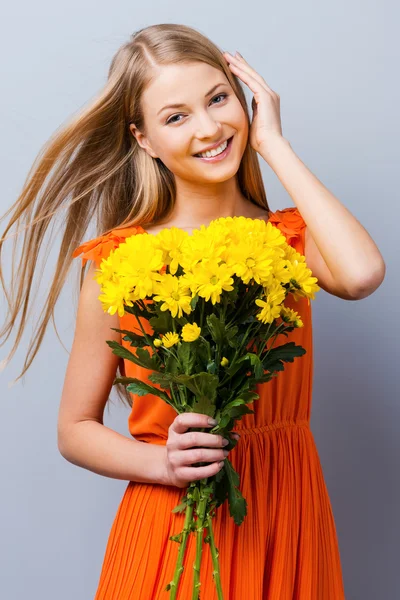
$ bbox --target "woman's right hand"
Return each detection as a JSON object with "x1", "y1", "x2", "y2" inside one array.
[{"x1": 164, "y1": 413, "x2": 240, "y2": 489}]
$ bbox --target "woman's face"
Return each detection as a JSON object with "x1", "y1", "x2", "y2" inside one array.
[{"x1": 130, "y1": 61, "x2": 249, "y2": 184}]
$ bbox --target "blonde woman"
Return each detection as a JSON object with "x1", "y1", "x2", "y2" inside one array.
[{"x1": 0, "y1": 23, "x2": 385, "y2": 599}]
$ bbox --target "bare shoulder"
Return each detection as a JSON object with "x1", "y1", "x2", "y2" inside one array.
[{"x1": 57, "y1": 261, "x2": 121, "y2": 446}]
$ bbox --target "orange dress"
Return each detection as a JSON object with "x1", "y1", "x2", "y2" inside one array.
[{"x1": 72, "y1": 207, "x2": 346, "y2": 599}]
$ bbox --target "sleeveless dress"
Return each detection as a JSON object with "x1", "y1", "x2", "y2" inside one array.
[{"x1": 72, "y1": 207, "x2": 346, "y2": 599}]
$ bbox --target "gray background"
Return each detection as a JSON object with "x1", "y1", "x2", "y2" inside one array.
[{"x1": 1, "y1": 2, "x2": 398, "y2": 598}]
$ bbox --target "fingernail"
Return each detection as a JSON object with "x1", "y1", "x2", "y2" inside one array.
[
  {"x1": 235, "y1": 51, "x2": 243, "y2": 58},
  {"x1": 223, "y1": 449, "x2": 229, "y2": 457},
  {"x1": 208, "y1": 418, "x2": 218, "y2": 426},
  {"x1": 222, "y1": 438, "x2": 230, "y2": 446}
]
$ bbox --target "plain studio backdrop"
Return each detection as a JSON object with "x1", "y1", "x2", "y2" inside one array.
[{"x1": 0, "y1": 2, "x2": 398, "y2": 599}]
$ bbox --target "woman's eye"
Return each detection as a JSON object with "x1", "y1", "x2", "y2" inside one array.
[{"x1": 165, "y1": 93, "x2": 228, "y2": 125}]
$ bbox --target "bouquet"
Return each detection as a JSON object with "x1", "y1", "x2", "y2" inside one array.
[{"x1": 93, "y1": 215, "x2": 320, "y2": 600}]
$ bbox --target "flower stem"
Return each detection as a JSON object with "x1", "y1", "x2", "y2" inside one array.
[
  {"x1": 168, "y1": 489, "x2": 195, "y2": 599},
  {"x1": 192, "y1": 481, "x2": 209, "y2": 600},
  {"x1": 206, "y1": 509, "x2": 224, "y2": 600}
]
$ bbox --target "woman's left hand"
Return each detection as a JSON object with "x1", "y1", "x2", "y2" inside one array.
[{"x1": 223, "y1": 51, "x2": 285, "y2": 156}]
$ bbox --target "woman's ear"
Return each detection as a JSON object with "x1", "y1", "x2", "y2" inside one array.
[{"x1": 129, "y1": 123, "x2": 159, "y2": 158}]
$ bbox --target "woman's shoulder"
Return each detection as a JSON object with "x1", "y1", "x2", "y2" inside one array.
[{"x1": 72, "y1": 225, "x2": 145, "y2": 267}]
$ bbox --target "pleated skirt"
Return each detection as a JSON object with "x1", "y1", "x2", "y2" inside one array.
[{"x1": 94, "y1": 419, "x2": 346, "y2": 599}]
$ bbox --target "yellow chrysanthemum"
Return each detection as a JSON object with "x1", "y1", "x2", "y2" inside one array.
[
  {"x1": 178, "y1": 227, "x2": 227, "y2": 273},
  {"x1": 255, "y1": 279, "x2": 287, "y2": 324},
  {"x1": 153, "y1": 273, "x2": 193, "y2": 318},
  {"x1": 181, "y1": 323, "x2": 201, "y2": 342},
  {"x1": 226, "y1": 238, "x2": 275, "y2": 285},
  {"x1": 254, "y1": 297, "x2": 282, "y2": 324},
  {"x1": 153, "y1": 338, "x2": 162, "y2": 347},
  {"x1": 161, "y1": 332, "x2": 180, "y2": 348},
  {"x1": 286, "y1": 260, "x2": 320, "y2": 300},
  {"x1": 220, "y1": 356, "x2": 229, "y2": 367},
  {"x1": 98, "y1": 278, "x2": 132, "y2": 317},
  {"x1": 150, "y1": 227, "x2": 189, "y2": 275},
  {"x1": 93, "y1": 214, "x2": 321, "y2": 321},
  {"x1": 280, "y1": 306, "x2": 304, "y2": 328},
  {"x1": 191, "y1": 258, "x2": 235, "y2": 304}
]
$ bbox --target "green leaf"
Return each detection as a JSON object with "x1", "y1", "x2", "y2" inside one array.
[
  {"x1": 171, "y1": 372, "x2": 219, "y2": 404},
  {"x1": 262, "y1": 342, "x2": 306, "y2": 372},
  {"x1": 147, "y1": 372, "x2": 172, "y2": 389},
  {"x1": 190, "y1": 294, "x2": 200, "y2": 311},
  {"x1": 105, "y1": 340, "x2": 150, "y2": 367},
  {"x1": 125, "y1": 378, "x2": 176, "y2": 409},
  {"x1": 213, "y1": 470, "x2": 229, "y2": 504},
  {"x1": 236, "y1": 352, "x2": 264, "y2": 379},
  {"x1": 228, "y1": 404, "x2": 255, "y2": 419},
  {"x1": 106, "y1": 340, "x2": 161, "y2": 371},
  {"x1": 148, "y1": 309, "x2": 173, "y2": 334},
  {"x1": 109, "y1": 328, "x2": 149, "y2": 348},
  {"x1": 165, "y1": 351, "x2": 180, "y2": 375},
  {"x1": 206, "y1": 360, "x2": 217, "y2": 375},
  {"x1": 177, "y1": 341, "x2": 196, "y2": 375},
  {"x1": 191, "y1": 395, "x2": 216, "y2": 418},
  {"x1": 136, "y1": 347, "x2": 162, "y2": 370},
  {"x1": 206, "y1": 313, "x2": 225, "y2": 346},
  {"x1": 171, "y1": 502, "x2": 187, "y2": 513},
  {"x1": 225, "y1": 325, "x2": 239, "y2": 348},
  {"x1": 224, "y1": 459, "x2": 248, "y2": 526}
]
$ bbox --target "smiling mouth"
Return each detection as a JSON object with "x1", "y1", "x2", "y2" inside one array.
[{"x1": 193, "y1": 136, "x2": 234, "y2": 158}]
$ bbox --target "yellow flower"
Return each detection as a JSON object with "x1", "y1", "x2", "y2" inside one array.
[
  {"x1": 191, "y1": 258, "x2": 235, "y2": 304},
  {"x1": 255, "y1": 297, "x2": 282, "y2": 324},
  {"x1": 280, "y1": 306, "x2": 304, "y2": 328},
  {"x1": 161, "y1": 332, "x2": 180, "y2": 348},
  {"x1": 287, "y1": 261, "x2": 320, "y2": 301},
  {"x1": 153, "y1": 274, "x2": 193, "y2": 318},
  {"x1": 255, "y1": 280, "x2": 286, "y2": 324},
  {"x1": 153, "y1": 338, "x2": 162, "y2": 347},
  {"x1": 178, "y1": 227, "x2": 227, "y2": 272},
  {"x1": 98, "y1": 277, "x2": 134, "y2": 317},
  {"x1": 220, "y1": 357, "x2": 229, "y2": 367},
  {"x1": 227, "y1": 238, "x2": 275, "y2": 285},
  {"x1": 181, "y1": 323, "x2": 201, "y2": 342},
  {"x1": 151, "y1": 227, "x2": 189, "y2": 275}
]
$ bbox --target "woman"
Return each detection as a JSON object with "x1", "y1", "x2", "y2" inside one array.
[{"x1": 1, "y1": 23, "x2": 385, "y2": 599}]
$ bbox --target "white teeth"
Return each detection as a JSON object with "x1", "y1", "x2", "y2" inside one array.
[{"x1": 197, "y1": 138, "x2": 229, "y2": 158}]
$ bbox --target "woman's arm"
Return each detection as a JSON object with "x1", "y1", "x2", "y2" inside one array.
[
  {"x1": 222, "y1": 51, "x2": 385, "y2": 300},
  {"x1": 59, "y1": 419, "x2": 169, "y2": 485},
  {"x1": 58, "y1": 262, "x2": 170, "y2": 486},
  {"x1": 261, "y1": 136, "x2": 386, "y2": 300}
]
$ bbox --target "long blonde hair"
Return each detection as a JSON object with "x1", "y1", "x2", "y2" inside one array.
[{"x1": 0, "y1": 23, "x2": 270, "y2": 408}]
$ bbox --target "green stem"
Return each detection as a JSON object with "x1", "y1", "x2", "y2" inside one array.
[
  {"x1": 192, "y1": 481, "x2": 209, "y2": 600},
  {"x1": 134, "y1": 313, "x2": 153, "y2": 347},
  {"x1": 168, "y1": 492, "x2": 194, "y2": 600},
  {"x1": 258, "y1": 321, "x2": 288, "y2": 358},
  {"x1": 205, "y1": 509, "x2": 224, "y2": 599},
  {"x1": 200, "y1": 298, "x2": 205, "y2": 329}
]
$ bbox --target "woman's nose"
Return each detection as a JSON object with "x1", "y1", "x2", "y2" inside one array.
[{"x1": 195, "y1": 113, "x2": 222, "y2": 139}]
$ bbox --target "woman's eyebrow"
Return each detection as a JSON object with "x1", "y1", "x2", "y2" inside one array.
[{"x1": 157, "y1": 83, "x2": 230, "y2": 116}]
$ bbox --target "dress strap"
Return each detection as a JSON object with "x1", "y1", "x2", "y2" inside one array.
[{"x1": 72, "y1": 225, "x2": 144, "y2": 268}]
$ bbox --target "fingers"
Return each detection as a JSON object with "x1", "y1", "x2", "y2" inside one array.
[
  {"x1": 178, "y1": 460, "x2": 225, "y2": 483},
  {"x1": 223, "y1": 51, "x2": 277, "y2": 96},
  {"x1": 171, "y1": 412, "x2": 216, "y2": 434},
  {"x1": 175, "y1": 446, "x2": 229, "y2": 468},
  {"x1": 179, "y1": 430, "x2": 227, "y2": 449}
]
